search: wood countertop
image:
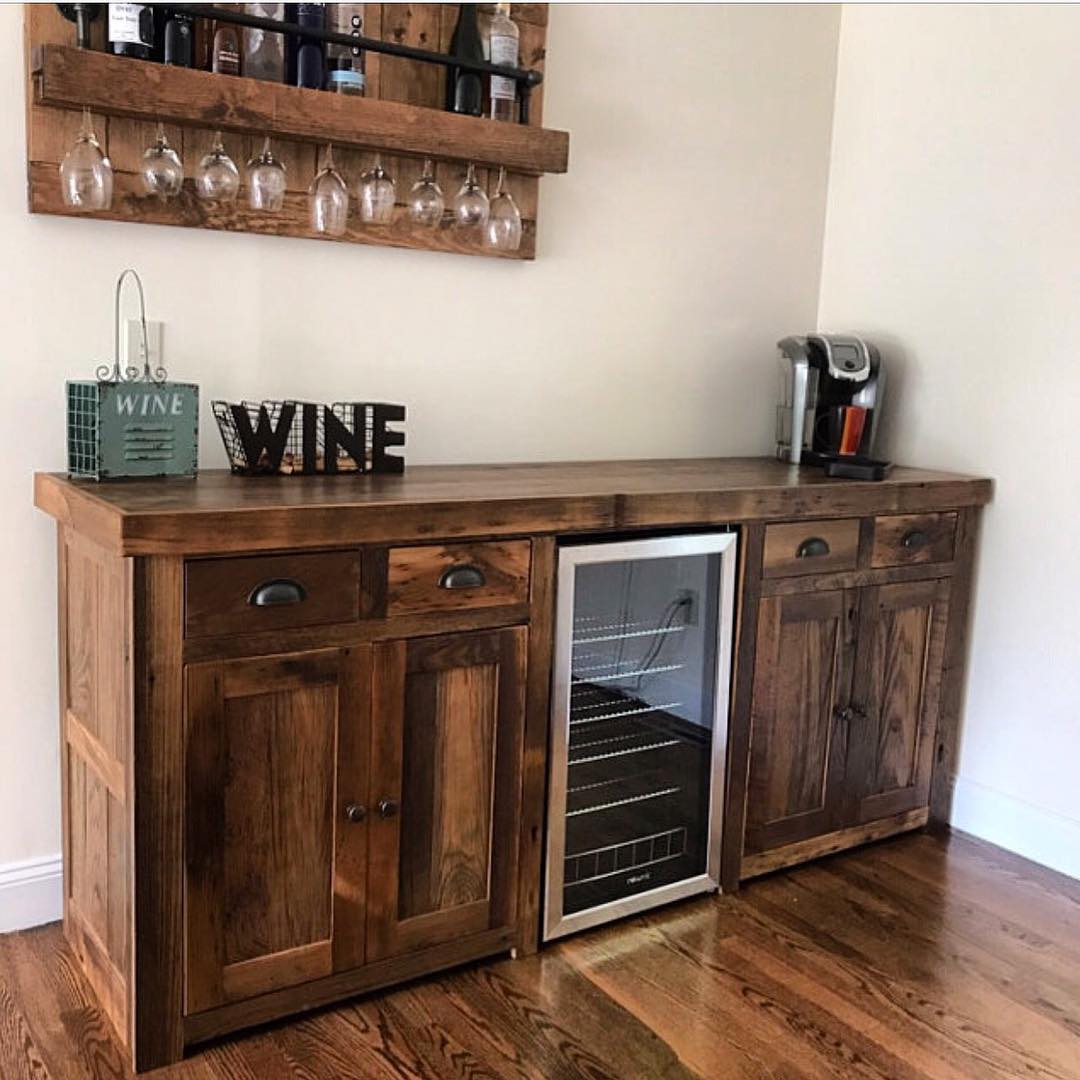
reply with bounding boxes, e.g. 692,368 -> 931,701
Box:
34,458 -> 992,557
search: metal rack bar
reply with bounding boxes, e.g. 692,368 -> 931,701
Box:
166,4 -> 542,124
566,785 -> 681,818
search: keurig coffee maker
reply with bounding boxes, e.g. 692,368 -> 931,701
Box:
775,333 -> 890,480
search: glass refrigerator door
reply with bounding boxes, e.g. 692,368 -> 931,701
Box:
545,533 -> 736,940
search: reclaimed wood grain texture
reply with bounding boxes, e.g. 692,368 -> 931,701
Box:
762,517 -> 860,577
185,647 -> 370,1013
366,628 -> 526,961
33,459 -> 992,557
184,550 -> 361,637
744,589 -> 856,856
386,539 -> 531,616
871,511 -> 957,568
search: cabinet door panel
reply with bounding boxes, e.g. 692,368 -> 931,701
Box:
368,628 -> 526,961
850,580 -> 950,823
744,590 -> 856,854
185,647 -> 369,1013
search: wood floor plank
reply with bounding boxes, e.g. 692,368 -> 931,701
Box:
2,831 -> 1079,1079
0,970 -> 52,1080
747,864 -> 1080,1078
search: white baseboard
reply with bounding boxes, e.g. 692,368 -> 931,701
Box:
0,855 -> 63,934
950,774 -> 1080,882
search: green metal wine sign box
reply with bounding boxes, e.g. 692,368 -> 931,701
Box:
66,381 -> 199,481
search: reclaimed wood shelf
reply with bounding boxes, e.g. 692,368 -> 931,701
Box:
31,45 -> 569,175
23,4 -> 564,261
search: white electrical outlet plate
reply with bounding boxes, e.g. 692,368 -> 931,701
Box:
124,318 -> 164,375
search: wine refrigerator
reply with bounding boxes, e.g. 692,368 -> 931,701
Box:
543,532 -> 738,941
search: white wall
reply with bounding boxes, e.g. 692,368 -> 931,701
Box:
0,4 -> 841,895
818,4 -> 1080,878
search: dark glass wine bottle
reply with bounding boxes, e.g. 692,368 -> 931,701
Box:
163,12 -> 195,67
445,4 -> 483,117
296,3 -> 326,90
108,3 -> 154,60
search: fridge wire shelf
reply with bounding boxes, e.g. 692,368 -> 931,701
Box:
569,701 -> 682,727
564,826 -> 688,888
566,785 -> 681,818
570,661 -> 685,683
572,620 -> 689,646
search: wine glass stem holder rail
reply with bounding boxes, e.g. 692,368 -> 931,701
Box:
164,4 -> 544,125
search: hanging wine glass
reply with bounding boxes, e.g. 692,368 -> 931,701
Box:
407,159 -> 444,228
452,163 -> 489,230
59,107 -> 113,211
246,135 -> 287,212
195,130 -> 240,203
141,122 -> 184,200
485,167 -> 522,252
357,153 -> 396,224
309,144 -> 349,236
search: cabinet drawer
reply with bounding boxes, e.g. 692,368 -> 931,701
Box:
871,512 -> 957,568
185,551 -> 361,638
762,519 -> 860,578
387,540 -> 531,617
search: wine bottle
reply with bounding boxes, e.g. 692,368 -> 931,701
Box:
108,3 -> 154,60
295,3 -> 326,90
488,3 -> 519,121
326,4 -> 365,95
445,5 -> 483,117
163,12 -> 195,67
212,13 -> 242,75
193,17 -> 214,70
243,3 -> 285,82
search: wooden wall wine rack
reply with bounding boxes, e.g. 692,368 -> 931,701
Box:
23,4 -> 566,261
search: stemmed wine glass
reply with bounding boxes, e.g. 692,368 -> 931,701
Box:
309,144 -> 349,236
195,131 -> 240,203
453,163 -> 489,230
141,122 -> 184,200
59,107 -> 113,211
407,159 -> 444,228
246,135 -> 287,212
358,153 -> 396,224
485,167 -> 522,252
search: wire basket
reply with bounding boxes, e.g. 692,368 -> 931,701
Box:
211,400 -> 405,475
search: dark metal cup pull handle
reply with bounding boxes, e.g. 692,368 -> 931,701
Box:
796,537 -> 830,559
438,564 -> 486,590
902,529 -> 930,550
248,578 -> 307,607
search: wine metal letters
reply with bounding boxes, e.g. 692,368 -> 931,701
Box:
212,399 -> 406,475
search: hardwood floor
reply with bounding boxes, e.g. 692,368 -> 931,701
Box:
2,829 -> 1078,1079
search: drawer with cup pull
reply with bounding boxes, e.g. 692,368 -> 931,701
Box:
762,518 -> 860,578
386,539 -> 531,617
871,512 -> 957,567
185,550 -> 361,638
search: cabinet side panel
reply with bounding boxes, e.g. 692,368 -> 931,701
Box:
58,528 -> 133,1051
132,555 -> 185,1071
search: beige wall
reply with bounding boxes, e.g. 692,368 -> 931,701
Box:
0,5 -> 841,872
818,4 -> 1080,876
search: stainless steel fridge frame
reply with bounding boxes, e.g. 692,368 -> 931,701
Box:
543,531 -> 738,942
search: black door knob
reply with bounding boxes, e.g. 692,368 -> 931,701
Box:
378,797 -> 399,819
344,803 -> 366,823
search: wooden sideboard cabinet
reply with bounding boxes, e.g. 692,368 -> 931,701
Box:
35,459 -> 990,1071
734,510 -> 977,879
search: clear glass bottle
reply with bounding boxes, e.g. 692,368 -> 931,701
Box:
488,2 -> 519,122
243,3 -> 285,82
326,4 -> 365,95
